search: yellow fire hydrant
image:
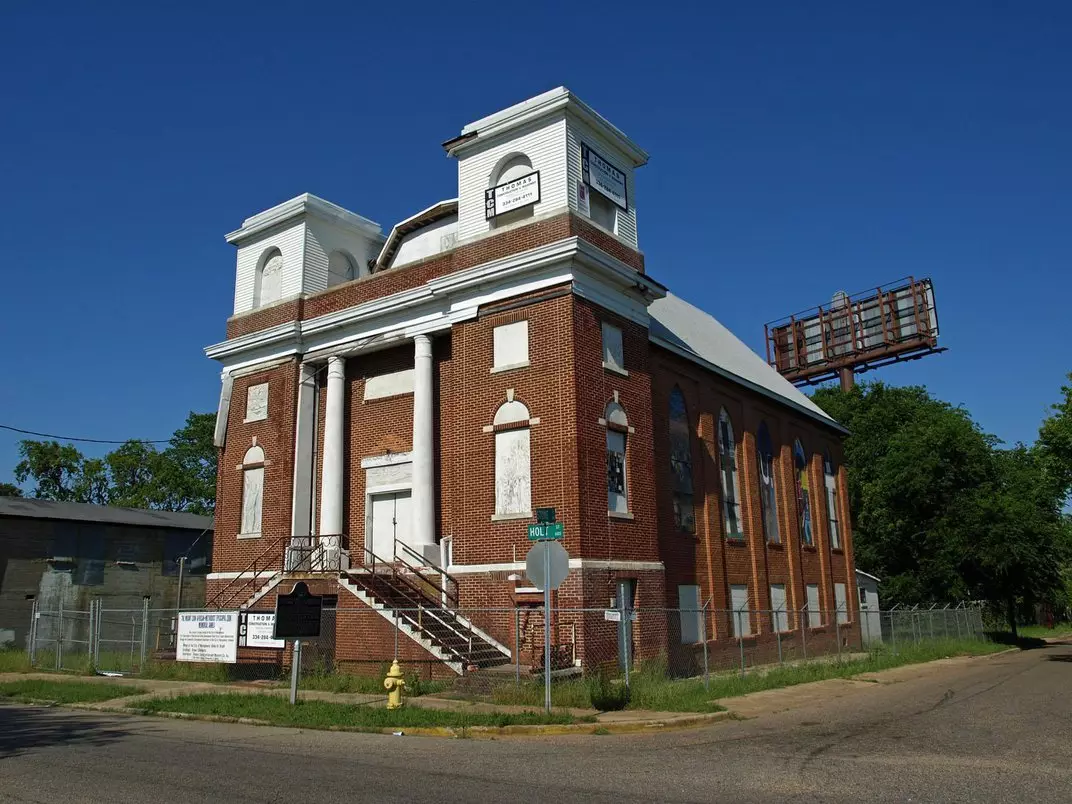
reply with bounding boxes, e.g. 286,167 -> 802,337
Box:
384,659 -> 406,709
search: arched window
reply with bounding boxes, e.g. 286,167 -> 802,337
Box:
718,409 -> 742,538
605,400 -> 629,514
253,248 -> 283,308
489,153 -> 535,228
668,387 -> 694,532
824,451 -> 841,549
327,250 -> 356,288
756,422 -> 780,544
493,399 -> 531,517
240,444 -> 265,536
793,439 -> 814,545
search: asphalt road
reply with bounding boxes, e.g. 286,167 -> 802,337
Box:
2,643 -> 1071,803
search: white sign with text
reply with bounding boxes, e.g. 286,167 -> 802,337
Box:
582,144 -> 627,211
241,611 -> 285,649
485,171 -> 540,219
176,611 -> 238,663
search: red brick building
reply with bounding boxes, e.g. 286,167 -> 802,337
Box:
205,88 -> 858,676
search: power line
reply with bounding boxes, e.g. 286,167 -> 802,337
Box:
0,424 -> 171,445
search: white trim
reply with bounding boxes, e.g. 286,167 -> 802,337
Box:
226,193 -> 381,246
490,512 -> 531,522
237,532 -> 262,540
360,452 -> 413,469
447,558 -> 664,575
602,361 -> 629,377
856,569 -> 882,584
490,361 -> 530,374
608,511 -> 635,520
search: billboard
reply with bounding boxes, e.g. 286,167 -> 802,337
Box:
176,611 -> 238,663
765,277 -> 942,386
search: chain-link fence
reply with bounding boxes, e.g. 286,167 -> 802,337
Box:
20,600 -> 988,698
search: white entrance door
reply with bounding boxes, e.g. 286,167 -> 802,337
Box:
369,490 -> 412,560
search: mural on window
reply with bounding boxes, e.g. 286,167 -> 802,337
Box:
493,399 -> 532,516
756,423 -> 780,543
605,400 -> 630,514
793,440 -> 813,545
718,409 -> 742,538
824,451 -> 841,549
668,387 -> 695,532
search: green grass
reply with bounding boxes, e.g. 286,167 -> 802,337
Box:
1015,622 -> 1072,639
487,638 -> 1005,713
297,669 -> 449,697
0,679 -> 146,704
139,693 -> 587,730
0,649 -> 34,673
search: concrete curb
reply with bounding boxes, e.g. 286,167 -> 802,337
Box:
61,702 -> 733,738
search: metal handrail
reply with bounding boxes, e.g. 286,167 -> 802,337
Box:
354,546 -> 486,664
206,534 -> 289,610
393,538 -> 460,609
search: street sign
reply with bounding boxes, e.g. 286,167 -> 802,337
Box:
527,522 -> 564,541
535,507 -> 557,524
273,582 -> 323,639
525,541 -> 569,591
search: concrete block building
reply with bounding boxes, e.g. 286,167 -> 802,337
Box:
205,88 -> 858,676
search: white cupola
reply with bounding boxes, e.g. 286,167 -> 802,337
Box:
444,87 -> 648,250
226,194 -> 385,315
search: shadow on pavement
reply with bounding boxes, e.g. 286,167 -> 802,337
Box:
1044,654 -> 1072,662
0,705 -> 129,759
985,632 -> 1050,650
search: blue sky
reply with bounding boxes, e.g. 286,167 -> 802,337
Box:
1,1 -> 1069,484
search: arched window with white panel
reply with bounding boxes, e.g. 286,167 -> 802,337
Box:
604,400 -> 630,514
488,152 -> 536,228
327,250 -> 356,288
718,408 -> 743,539
240,444 -> 265,536
493,398 -> 532,517
253,248 -> 282,308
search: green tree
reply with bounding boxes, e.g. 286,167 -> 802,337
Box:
10,412 -> 218,512
1037,373 -> 1072,503
14,441 -> 87,501
812,383 -> 994,606
0,482 -> 22,497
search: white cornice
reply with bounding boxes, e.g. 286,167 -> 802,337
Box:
225,193 -> 382,246
450,87 -> 648,167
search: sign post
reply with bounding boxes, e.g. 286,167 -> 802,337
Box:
274,582 -> 323,706
525,538 -> 569,714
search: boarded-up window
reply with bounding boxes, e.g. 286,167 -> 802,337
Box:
835,583 -> 849,624
493,321 -> 529,370
757,423 -> 780,544
770,584 -> 789,632
678,584 -> 702,644
824,452 -> 841,550
807,584 -> 822,628
793,440 -> 814,546
731,585 -> 751,637
718,409 -> 742,538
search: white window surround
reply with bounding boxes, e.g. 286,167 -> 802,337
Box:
364,368 -> 415,401
492,397 -> 532,519
244,383 -> 268,423
601,321 -> 625,374
492,320 -> 529,373
240,444 -> 265,537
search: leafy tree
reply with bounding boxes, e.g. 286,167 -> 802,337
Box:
812,383 -> 994,606
10,412 -> 217,513
1037,373 -> 1072,503
14,441 -> 86,501
0,482 -> 22,497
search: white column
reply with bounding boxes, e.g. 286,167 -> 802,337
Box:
411,334 -> 436,560
319,356 -> 346,543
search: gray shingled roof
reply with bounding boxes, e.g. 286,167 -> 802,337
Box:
0,497 -> 213,531
648,293 -> 846,433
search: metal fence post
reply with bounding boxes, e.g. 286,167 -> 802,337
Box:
863,606 -> 871,650
514,607 -> 520,686
701,600 -> 710,691
56,606 -> 64,670
737,611 -> 745,677
28,599 -> 39,666
93,600 -> 102,667
776,614 -> 783,665
140,598 -> 150,670
801,607 -> 808,660
835,612 -> 842,661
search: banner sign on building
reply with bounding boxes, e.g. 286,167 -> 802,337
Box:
239,611 -> 285,649
485,171 -> 540,219
176,611 -> 238,663
576,179 -> 590,218
581,144 -> 627,211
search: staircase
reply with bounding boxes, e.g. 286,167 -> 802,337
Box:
342,542 -> 511,674
207,535 -> 290,611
